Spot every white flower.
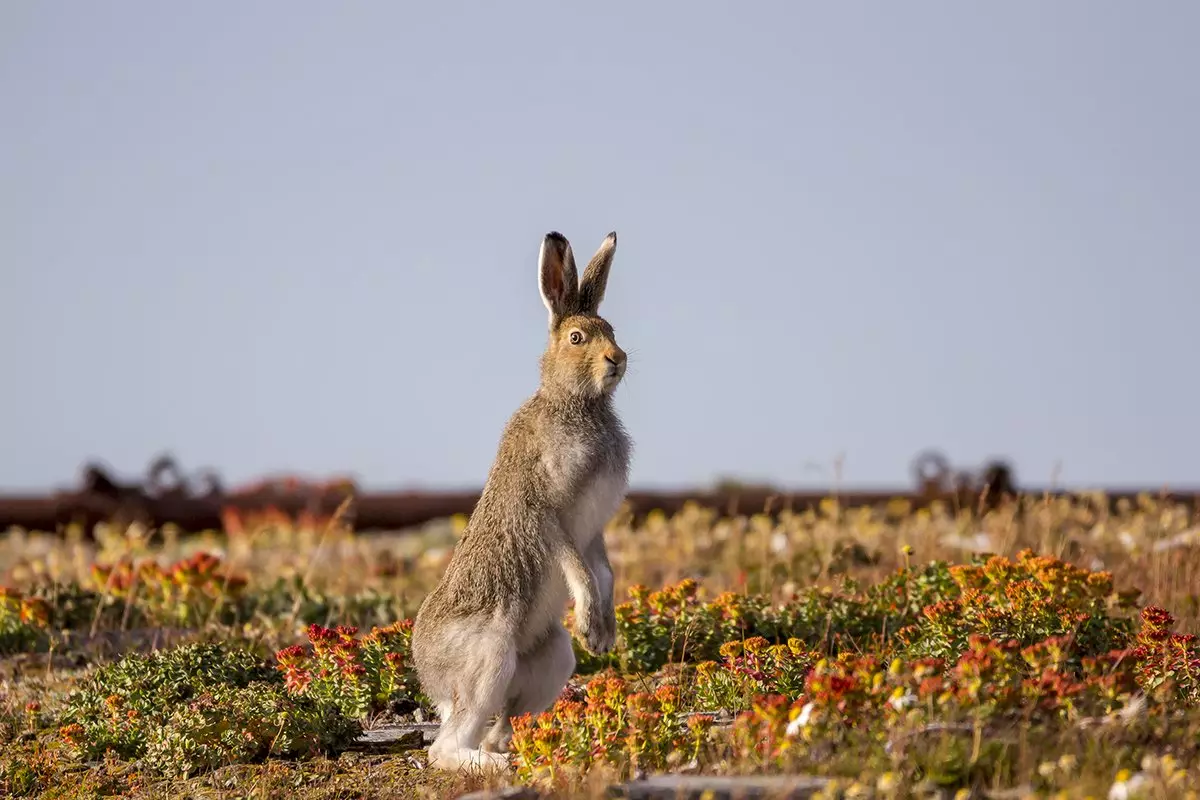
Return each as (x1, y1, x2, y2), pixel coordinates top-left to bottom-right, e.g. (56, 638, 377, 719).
(888, 690, 917, 712)
(937, 531, 994, 553)
(770, 532, 789, 555)
(1108, 770, 1149, 800)
(785, 702, 815, 737)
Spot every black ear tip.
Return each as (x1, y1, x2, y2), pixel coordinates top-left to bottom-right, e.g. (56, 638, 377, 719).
(607, 231, 617, 243)
(544, 231, 568, 244)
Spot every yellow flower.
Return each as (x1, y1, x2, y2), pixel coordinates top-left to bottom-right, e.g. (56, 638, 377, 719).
(844, 781, 870, 799)
(718, 641, 743, 660)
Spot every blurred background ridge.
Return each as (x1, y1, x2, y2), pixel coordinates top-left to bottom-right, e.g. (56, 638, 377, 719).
(2, 450, 1194, 537)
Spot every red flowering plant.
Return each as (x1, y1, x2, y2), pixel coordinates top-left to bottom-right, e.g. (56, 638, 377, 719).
(844, 633, 1131, 731)
(493, 551, 1186, 784)
(90, 552, 249, 626)
(725, 632, 1144, 775)
(0, 587, 51, 654)
(555, 549, 1154, 782)
(901, 551, 1137, 665)
(509, 675, 703, 786)
(730, 694, 811, 769)
(603, 580, 712, 671)
(771, 561, 960, 657)
(274, 620, 417, 718)
(692, 636, 816, 712)
(1131, 605, 1200, 704)
(595, 562, 964, 677)
(575, 579, 798, 674)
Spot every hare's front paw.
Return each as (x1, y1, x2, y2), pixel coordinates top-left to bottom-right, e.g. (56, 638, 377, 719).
(579, 605, 616, 655)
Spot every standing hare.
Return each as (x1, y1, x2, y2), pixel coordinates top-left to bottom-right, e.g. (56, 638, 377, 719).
(412, 231, 631, 771)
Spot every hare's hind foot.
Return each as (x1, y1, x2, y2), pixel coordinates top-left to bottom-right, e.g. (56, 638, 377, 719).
(482, 622, 577, 754)
(426, 742, 510, 772)
(428, 694, 516, 772)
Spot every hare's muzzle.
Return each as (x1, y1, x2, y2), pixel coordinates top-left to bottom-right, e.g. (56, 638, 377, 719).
(602, 348, 626, 384)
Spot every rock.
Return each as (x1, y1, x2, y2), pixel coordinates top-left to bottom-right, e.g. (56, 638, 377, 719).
(453, 788, 541, 800)
(608, 773, 829, 800)
(354, 722, 439, 749)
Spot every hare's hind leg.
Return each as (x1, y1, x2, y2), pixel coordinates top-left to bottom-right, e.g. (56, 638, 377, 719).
(426, 625, 517, 771)
(482, 622, 576, 753)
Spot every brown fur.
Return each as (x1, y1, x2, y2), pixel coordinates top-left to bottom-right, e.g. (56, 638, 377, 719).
(412, 231, 631, 771)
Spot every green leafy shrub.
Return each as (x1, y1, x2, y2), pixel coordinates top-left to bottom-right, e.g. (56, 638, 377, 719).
(589, 550, 1141, 676)
(140, 682, 359, 778)
(58, 641, 362, 777)
(518, 631, 1145, 788)
(0, 743, 63, 799)
(59, 642, 277, 761)
(571, 579, 781, 673)
(901, 551, 1137, 663)
(511, 551, 1164, 789)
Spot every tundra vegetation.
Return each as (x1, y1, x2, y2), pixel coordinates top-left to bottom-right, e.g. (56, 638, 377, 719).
(1, 493, 1199, 798)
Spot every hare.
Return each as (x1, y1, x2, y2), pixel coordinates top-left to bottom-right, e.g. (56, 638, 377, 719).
(411, 230, 631, 771)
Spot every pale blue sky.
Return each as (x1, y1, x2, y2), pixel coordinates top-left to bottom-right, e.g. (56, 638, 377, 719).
(2, 3, 1198, 493)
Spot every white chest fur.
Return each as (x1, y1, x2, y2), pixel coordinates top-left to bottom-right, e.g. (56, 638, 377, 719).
(563, 467, 627, 549)
(519, 462, 626, 652)
(540, 431, 628, 547)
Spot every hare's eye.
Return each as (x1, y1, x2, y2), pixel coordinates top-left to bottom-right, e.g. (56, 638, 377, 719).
(569, 330, 585, 345)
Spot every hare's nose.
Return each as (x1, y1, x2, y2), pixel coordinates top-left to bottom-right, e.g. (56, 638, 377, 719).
(604, 352, 625, 367)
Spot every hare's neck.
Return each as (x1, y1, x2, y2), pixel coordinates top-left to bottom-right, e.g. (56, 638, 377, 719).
(536, 392, 627, 459)
(538, 390, 615, 420)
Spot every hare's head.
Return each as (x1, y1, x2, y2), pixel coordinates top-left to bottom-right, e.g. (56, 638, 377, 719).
(536, 231, 626, 400)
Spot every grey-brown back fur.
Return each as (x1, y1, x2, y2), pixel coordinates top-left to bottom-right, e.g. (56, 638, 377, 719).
(410, 231, 631, 769)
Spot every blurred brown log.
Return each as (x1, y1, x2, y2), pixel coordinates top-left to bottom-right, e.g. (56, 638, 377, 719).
(1, 451, 1196, 537)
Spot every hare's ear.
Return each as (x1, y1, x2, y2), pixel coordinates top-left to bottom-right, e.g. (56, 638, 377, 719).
(538, 231, 580, 328)
(578, 231, 617, 315)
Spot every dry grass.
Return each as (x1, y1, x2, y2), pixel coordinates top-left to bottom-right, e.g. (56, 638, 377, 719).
(0, 492, 1198, 799)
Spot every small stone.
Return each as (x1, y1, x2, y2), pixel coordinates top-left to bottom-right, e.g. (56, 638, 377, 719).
(610, 773, 828, 800)
(355, 722, 440, 749)
(453, 788, 541, 800)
